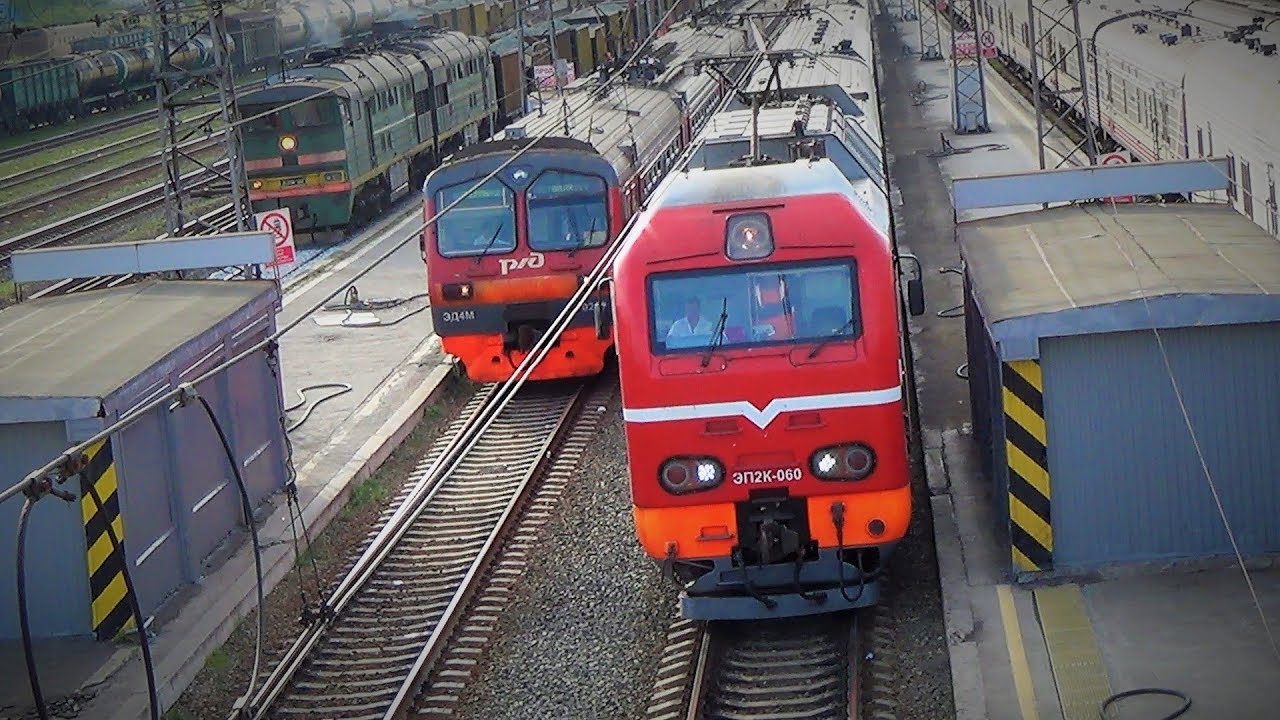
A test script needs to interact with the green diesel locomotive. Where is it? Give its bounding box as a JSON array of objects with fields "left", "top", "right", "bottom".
[{"left": 241, "top": 28, "right": 496, "bottom": 238}]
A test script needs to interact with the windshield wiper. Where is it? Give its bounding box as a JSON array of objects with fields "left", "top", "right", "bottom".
[
  {"left": 700, "top": 297, "right": 729, "bottom": 368},
  {"left": 473, "top": 222, "right": 506, "bottom": 265},
  {"left": 806, "top": 317, "right": 856, "bottom": 359},
  {"left": 567, "top": 217, "right": 597, "bottom": 258}
]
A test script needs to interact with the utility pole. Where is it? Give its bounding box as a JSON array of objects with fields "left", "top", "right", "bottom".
[
  {"left": 546, "top": 0, "right": 562, "bottom": 94},
  {"left": 917, "top": 0, "right": 943, "bottom": 61},
  {"left": 516, "top": 0, "right": 528, "bottom": 114},
  {"left": 1027, "top": 0, "right": 1098, "bottom": 170},
  {"left": 948, "top": 0, "right": 990, "bottom": 133},
  {"left": 151, "top": 0, "right": 252, "bottom": 237}
]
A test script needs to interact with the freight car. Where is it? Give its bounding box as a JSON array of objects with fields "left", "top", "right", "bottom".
[
  {"left": 242, "top": 28, "right": 497, "bottom": 237},
  {"left": 0, "top": 33, "right": 218, "bottom": 133},
  {"left": 981, "top": 0, "right": 1280, "bottom": 236},
  {"left": 420, "top": 0, "right": 780, "bottom": 383},
  {"left": 0, "top": 0, "right": 397, "bottom": 136},
  {"left": 609, "top": 0, "right": 925, "bottom": 620}
]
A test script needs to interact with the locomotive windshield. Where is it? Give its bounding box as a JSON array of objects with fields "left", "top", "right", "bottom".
[
  {"left": 435, "top": 179, "right": 518, "bottom": 257},
  {"left": 526, "top": 171, "right": 610, "bottom": 252},
  {"left": 648, "top": 260, "right": 860, "bottom": 353}
]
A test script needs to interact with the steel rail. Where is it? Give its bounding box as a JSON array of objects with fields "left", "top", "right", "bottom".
[
  {"left": 265, "top": 384, "right": 589, "bottom": 718},
  {"left": 0, "top": 109, "right": 157, "bottom": 164},
  {"left": 0, "top": 136, "right": 225, "bottom": 222},
  {"left": 0, "top": 160, "right": 227, "bottom": 263}
]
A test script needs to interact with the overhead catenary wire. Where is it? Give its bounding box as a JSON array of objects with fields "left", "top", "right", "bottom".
[
  {"left": 1, "top": 0, "right": 694, "bottom": 513},
  {"left": 0, "top": 3, "right": 696, "bottom": 717},
  {"left": 240, "top": 11, "right": 763, "bottom": 719}
]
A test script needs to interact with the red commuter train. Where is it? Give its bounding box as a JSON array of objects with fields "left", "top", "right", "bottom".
[
  {"left": 608, "top": 0, "right": 926, "bottom": 619},
  {"left": 419, "top": 4, "right": 764, "bottom": 383}
]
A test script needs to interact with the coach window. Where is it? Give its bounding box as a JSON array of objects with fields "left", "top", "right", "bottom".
[
  {"left": 435, "top": 179, "right": 518, "bottom": 257},
  {"left": 527, "top": 170, "right": 610, "bottom": 251},
  {"left": 647, "top": 260, "right": 861, "bottom": 353}
]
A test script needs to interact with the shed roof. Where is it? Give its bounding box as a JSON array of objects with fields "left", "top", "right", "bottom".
[
  {"left": 959, "top": 203, "right": 1280, "bottom": 359},
  {"left": 0, "top": 280, "right": 276, "bottom": 410}
]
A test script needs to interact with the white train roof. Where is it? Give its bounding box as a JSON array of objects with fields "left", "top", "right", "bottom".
[
  {"left": 649, "top": 158, "right": 889, "bottom": 233},
  {"left": 488, "top": 0, "right": 785, "bottom": 179},
  {"left": 737, "top": 0, "right": 880, "bottom": 141},
  {"left": 1080, "top": 0, "right": 1279, "bottom": 161}
]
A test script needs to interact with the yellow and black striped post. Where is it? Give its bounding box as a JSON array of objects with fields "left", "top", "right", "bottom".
[
  {"left": 80, "top": 438, "right": 134, "bottom": 641},
  {"left": 1002, "top": 360, "right": 1052, "bottom": 573}
]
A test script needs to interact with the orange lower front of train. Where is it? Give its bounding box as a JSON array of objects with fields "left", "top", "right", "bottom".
[
  {"left": 624, "top": 404, "right": 912, "bottom": 620},
  {"left": 429, "top": 273, "right": 614, "bottom": 383},
  {"left": 440, "top": 326, "right": 612, "bottom": 383}
]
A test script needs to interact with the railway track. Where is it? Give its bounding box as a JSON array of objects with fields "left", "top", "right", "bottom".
[
  {"left": 697, "top": 617, "right": 860, "bottom": 719},
  {"left": 0, "top": 108, "right": 157, "bottom": 164},
  {"left": 0, "top": 134, "right": 226, "bottom": 223},
  {"left": 0, "top": 159, "right": 229, "bottom": 266},
  {"left": 642, "top": 582, "right": 908, "bottom": 720},
  {"left": 243, "top": 376, "right": 613, "bottom": 720}
]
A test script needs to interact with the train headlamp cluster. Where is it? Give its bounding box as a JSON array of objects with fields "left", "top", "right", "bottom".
[
  {"left": 279, "top": 134, "right": 298, "bottom": 152},
  {"left": 251, "top": 179, "right": 264, "bottom": 190},
  {"left": 659, "top": 456, "right": 724, "bottom": 495},
  {"left": 810, "top": 443, "right": 877, "bottom": 481},
  {"left": 725, "top": 212, "right": 773, "bottom": 261},
  {"left": 442, "top": 282, "right": 473, "bottom": 300}
]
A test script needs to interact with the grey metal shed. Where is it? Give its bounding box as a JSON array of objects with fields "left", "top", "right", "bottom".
[
  {"left": 0, "top": 279, "right": 288, "bottom": 641},
  {"left": 951, "top": 158, "right": 1280, "bottom": 579}
]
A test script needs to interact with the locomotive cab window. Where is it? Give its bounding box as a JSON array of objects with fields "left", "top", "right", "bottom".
[
  {"left": 435, "top": 179, "right": 518, "bottom": 257},
  {"left": 526, "top": 170, "right": 610, "bottom": 252},
  {"left": 242, "top": 104, "right": 282, "bottom": 133},
  {"left": 291, "top": 99, "right": 337, "bottom": 128},
  {"left": 647, "top": 260, "right": 861, "bottom": 353}
]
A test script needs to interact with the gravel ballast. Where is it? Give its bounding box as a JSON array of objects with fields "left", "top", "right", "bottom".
[
  {"left": 167, "top": 373, "right": 476, "bottom": 720},
  {"left": 448, "top": 388, "right": 679, "bottom": 720}
]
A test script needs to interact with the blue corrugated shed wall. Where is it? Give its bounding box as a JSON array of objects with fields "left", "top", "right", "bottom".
[
  {"left": 0, "top": 422, "right": 93, "bottom": 639},
  {"left": 1042, "top": 322, "right": 1280, "bottom": 569},
  {"left": 963, "top": 275, "right": 1010, "bottom": 539}
]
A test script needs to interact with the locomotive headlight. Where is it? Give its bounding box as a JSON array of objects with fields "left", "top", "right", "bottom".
[
  {"left": 251, "top": 179, "right": 263, "bottom": 190},
  {"left": 279, "top": 134, "right": 298, "bottom": 152},
  {"left": 441, "top": 282, "right": 473, "bottom": 300},
  {"left": 810, "top": 443, "right": 876, "bottom": 481},
  {"left": 815, "top": 451, "right": 838, "bottom": 475},
  {"left": 725, "top": 212, "right": 773, "bottom": 261},
  {"left": 659, "top": 456, "right": 724, "bottom": 495}
]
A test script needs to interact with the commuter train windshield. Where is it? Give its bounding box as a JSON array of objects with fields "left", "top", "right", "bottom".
[
  {"left": 526, "top": 170, "right": 610, "bottom": 252},
  {"left": 435, "top": 179, "right": 518, "bottom": 257},
  {"left": 647, "top": 260, "right": 861, "bottom": 353}
]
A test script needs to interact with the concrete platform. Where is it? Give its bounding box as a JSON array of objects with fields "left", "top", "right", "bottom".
[
  {"left": 0, "top": 200, "right": 459, "bottom": 720},
  {"left": 880, "top": 9, "right": 1280, "bottom": 720}
]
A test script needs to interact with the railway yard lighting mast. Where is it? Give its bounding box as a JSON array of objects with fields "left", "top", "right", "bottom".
[
  {"left": 1027, "top": 0, "right": 1099, "bottom": 169},
  {"left": 151, "top": 0, "right": 253, "bottom": 237},
  {"left": 949, "top": 0, "right": 990, "bottom": 133},
  {"left": 916, "top": 0, "right": 944, "bottom": 60}
]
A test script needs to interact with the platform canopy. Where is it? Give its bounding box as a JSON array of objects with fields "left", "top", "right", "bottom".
[{"left": 959, "top": 203, "right": 1280, "bottom": 360}]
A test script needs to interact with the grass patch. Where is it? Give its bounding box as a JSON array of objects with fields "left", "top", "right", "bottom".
[
  {"left": 0, "top": 281, "right": 14, "bottom": 301},
  {"left": 205, "top": 648, "right": 232, "bottom": 673},
  {"left": 347, "top": 476, "right": 389, "bottom": 510}
]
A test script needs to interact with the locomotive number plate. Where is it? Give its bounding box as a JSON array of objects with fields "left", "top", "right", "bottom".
[{"left": 731, "top": 467, "right": 804, "bottom": 485}]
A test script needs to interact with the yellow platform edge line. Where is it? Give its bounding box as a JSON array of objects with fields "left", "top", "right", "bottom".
[
  {"left": 997, "top": 584, "right": 1040, "bottom": 720},
  {"left": 1032, "top": 584, "right": 1114, "bottom": 720}
]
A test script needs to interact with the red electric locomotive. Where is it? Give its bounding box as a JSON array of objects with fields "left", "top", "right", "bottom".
[{"left": 610, "top": 158, "right": 925, "bottom": 619}]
